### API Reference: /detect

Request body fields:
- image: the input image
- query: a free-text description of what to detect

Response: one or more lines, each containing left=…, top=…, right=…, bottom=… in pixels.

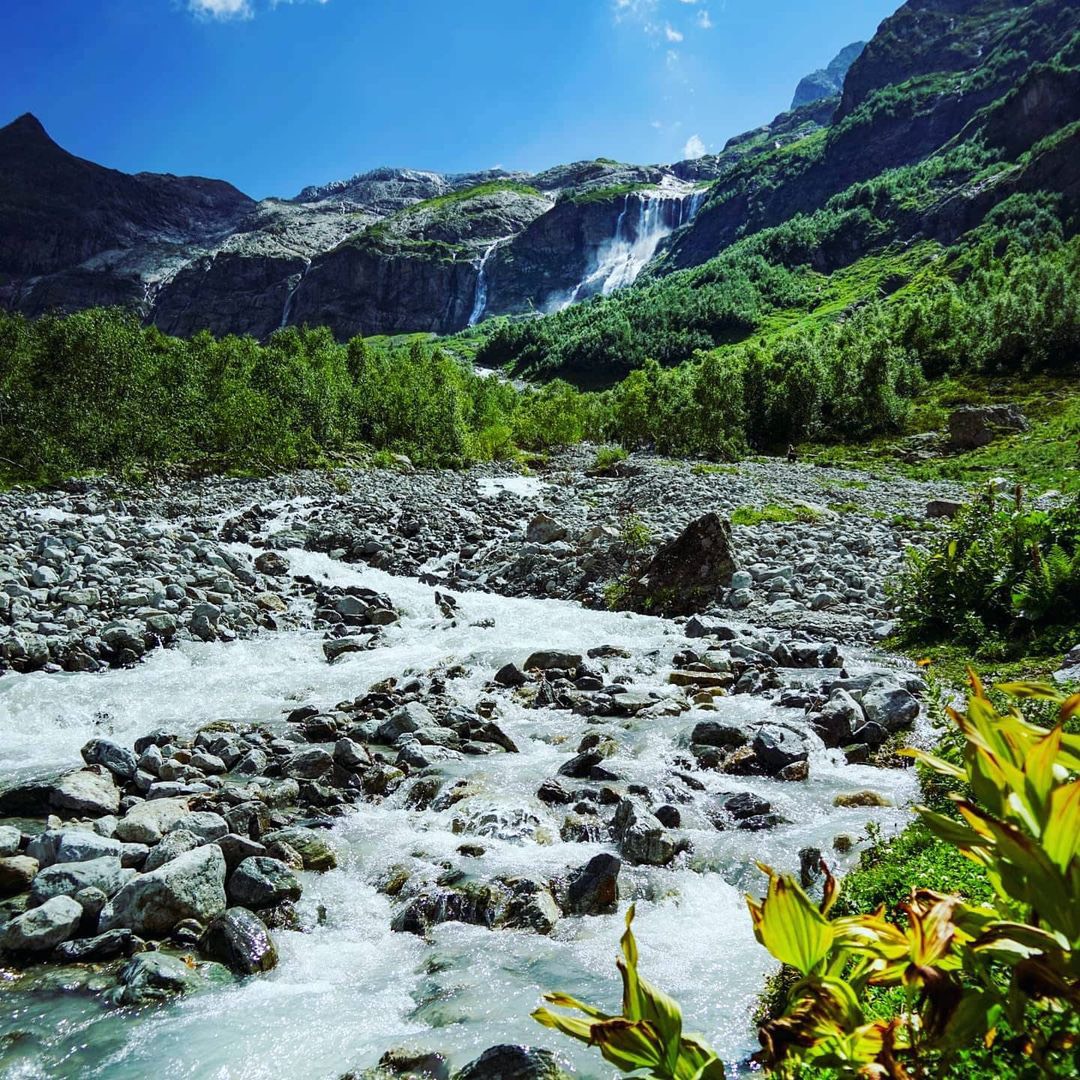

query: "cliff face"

left=2, top=0, right=1078, bottom=341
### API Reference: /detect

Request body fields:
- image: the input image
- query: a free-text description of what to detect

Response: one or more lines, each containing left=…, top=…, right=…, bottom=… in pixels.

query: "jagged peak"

left=1, top=112, right=53, bottom=142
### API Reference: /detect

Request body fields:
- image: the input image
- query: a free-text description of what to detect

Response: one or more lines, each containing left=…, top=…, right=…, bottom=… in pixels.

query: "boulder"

left=115, top=797, right=190, bottom=844
left=752, top=726, right=809, bottom=774
left=54, top=927, right=138, bottom=963
left=1, top=895, right=82, bottom=953
left=0, top=825, right=21, bottom=858
left=100, top=844, right=227, bottom=937
left=525, top=513, right=568, bottom=544
left=80, top=738, right=138, bottom=781
left=523, top=651, right=582, bottom=672
left=948, top=404, right=1028, bottom=449
left=564, top=853, right=620, bottom=915
left=30, top=856, right=132, bottom=905
left=626, top=512, right=737, bottom=616
left=259, top=828, right=337, bottom=871
left=28, top=828, right=123, bottom=868
left=204, top=907, right=278, bottom=975
left=115, top=952, right=203, bottom=1006
left=50, top=768, right=120, bottom=817
left=143, top=829, right=204, bottom=872
left=226, top=856, right=302, bottom=909
left=0, top=855, right=39, bottom=898
left=862, top=685, right=919, bottom=731
left=612, top=798, right=678, bottom=866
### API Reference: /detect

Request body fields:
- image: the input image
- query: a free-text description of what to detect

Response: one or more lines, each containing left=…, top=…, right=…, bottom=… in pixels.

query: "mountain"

left=790, top=41, right=866, bottom=108
left=1, top=0, right=1078, bottom=350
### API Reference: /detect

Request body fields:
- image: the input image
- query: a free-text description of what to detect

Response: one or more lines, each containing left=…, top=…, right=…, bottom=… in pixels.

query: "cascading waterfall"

left=280, top=259, right=311, bottom=330
left=467, top=239, right=502, bottom=327
left=557, top=185, right=708, bottom=309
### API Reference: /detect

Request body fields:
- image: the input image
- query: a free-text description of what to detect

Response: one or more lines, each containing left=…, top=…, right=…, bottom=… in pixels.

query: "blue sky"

left=3, top=0, right=899, bottom=199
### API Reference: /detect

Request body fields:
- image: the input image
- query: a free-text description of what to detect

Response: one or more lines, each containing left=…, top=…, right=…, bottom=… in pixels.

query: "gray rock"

left=54, top=927, right=138, bottom=963
left=204, top=907, right=278, bottom=975
left=216, top=834, right=267, bottom=872
left=494, top=662, right=528, bottom=687
left=752, top=725, right=809, bottom=773
left=29, top=828, right=123, bottom=868
left=115, top=797, right=190, bottom=844
left=50, top=768, right=120, bottom=817
left=174, top=812, right=228, bottom=843
left=612, top=798, right=677, bottom=867
left=690, top=721, right=748, bottom=749
left=115, top=952, right=202, bottom=1006
left=333, top=737, right=370, bottom=772
left=526, top=513, right=568, bottom=544
left=282, top=748, right=333, bottom=780
left=376, top=701, right=439, bottom=745
left=523, top=651, right=582, bottom=672
left=0, top=855, right=39, bottom=898
left=30, top=855, right=133, bottom=904
left=862, top=685, right=919, bottom=731
left=143, top=829, right=204, bottom=872
left=0, top=825, right=21, bottom=858
left=226, top=856, right=302, bottom=909
left=1, top=895, right=82, bottom=953
left=948, top=404, right=1028, bottom=449
left=100, top=844, right=227, bottom=937
left=81, top=738, right=138, bottom=781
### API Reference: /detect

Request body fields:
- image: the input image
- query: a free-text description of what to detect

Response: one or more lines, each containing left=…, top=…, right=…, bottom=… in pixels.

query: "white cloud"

left=187, top=0, right=329, bottom=20
left=697, top=8, right=712, bottom=28
left=613, top=0, right=656, bottom=21
left=664, top=22, right=683, bottom=41
left=683, top=134, right=706, bottom=159
left=188, top=0, right=252, bottom=19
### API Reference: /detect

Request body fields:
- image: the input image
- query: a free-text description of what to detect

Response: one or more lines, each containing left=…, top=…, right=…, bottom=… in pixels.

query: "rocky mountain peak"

left=790, top=40, right=866, bottom=108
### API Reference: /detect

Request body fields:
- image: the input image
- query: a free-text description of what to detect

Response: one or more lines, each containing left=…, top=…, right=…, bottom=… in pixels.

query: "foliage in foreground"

left=537, top=680, right=1080, bottom=1078
left=894, top=487, right=1080, bottom=659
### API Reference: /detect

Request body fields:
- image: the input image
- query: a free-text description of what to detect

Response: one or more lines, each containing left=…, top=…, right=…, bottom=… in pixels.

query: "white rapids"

left=0, top=549, right=917, bottom=1079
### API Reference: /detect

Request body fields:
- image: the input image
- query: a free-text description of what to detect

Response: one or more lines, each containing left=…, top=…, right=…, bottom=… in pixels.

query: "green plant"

left=619, top=513, right=653, bottom=553
left=593, top=445, right=629, bottom=471
left=533, top=906, right=726, bottom=1079
left=731, top=504, right=823, bottom=526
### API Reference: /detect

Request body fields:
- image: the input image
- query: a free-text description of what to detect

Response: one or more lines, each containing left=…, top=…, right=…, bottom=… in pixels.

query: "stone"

left=227, top=856, right=302, bottom=909
left=204, top=907, right=278, bottom=975
left=525, top=513, right=568, bottom=544
left=115, top=797, right=190, bottom=844
left=612, top=798, right=677, bottom=867
left=30, top=855, right=132, bottom=904
left=0, top=825, right=21, bottom=857
left=100, top=844, right=227, bottom=937
left=684, top=616, right=740, bottom=640
left=324, top=637, right=373, bottom=663
left=862, top=685, right=919, bottom=731
left=115, top=952, right=203, bottom=1006
left=0, top=895, right=82, bottom=953
left=80, top=738, right=138, bottom=781
left=54, top=927, right=138, bottom=963
left=627, top=512, right=736, bottom=616
left=216, top=834, right=267, bottom=871
left=752, top=726, right=809, bottom=773
left=494, top=662, right=528, bottom=687
left=333, top=737, right=371, bottom=772
left=0, top=855, right=38, bottom=898
left=259, top=828, right=337, bottom=871
left=834, top=791, right=893, bottom=809
left=50, top=768, right=120, bottom=817
left=255, top=551, right=289, bottom=576
left=376, top=701, right=439, bottom=744
left=565, top=853, right=620, bottom=915
left=948, top=404, right=1028, bottom=449
left=175, top=812, right=228, bottom=843
left=29, top=828, right=123, bottom=867
left=690, top=721, right=748, bottom=749
left=453, top=1044, right=570, bottom=1080
left=523, top=651, right=582, bottom=672
left=282, top=748, right=333, bottom=780
left=144, top=829, right=205, bottom=872
left=926, top=499, right=964, bottom=519
left=376, top=1049, right=450, bottom=1080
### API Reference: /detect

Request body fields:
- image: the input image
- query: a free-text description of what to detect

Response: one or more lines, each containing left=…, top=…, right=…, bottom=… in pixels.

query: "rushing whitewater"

left=556, top=186, right=707, bottom=310
left=0, top=538, right=918, bottom=1079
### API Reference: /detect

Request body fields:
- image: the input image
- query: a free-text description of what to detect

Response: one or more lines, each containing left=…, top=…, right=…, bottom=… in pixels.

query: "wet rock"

left=778, top=760, right=809, bottom=782
left=1, top=895, right=83, bottom=953
left=50, top=768, right=120, bottom=817
left=690, top=721, right=748, bottom=749
left=54, top=927, right=139, bottom=963
left=564, top=853, right=620, bottom=915
left=260, top=827, right=337, bottom=871
left=717, top=792, right=771, bottom=823
left=834, top=791, right=893, bottom=808
left=494, top=662, right=528, bottom=687
left=101, top=844, right=227, bottom=937
left=751, top=726, right=809, bottom=774
left=626, top=512, right=736, bottom=616
left=372, top=1048, right=450, bottom=1079
left=81, top=738, right=138, bottom=781
left=144, top=829, right=205, bottom=872
left=523, top=651, right=582, bottom=672
left=216, top=834, right=267, bottom=871
left=324, top=637, right=374, bottom=663
left=536, top=778, right=572, bottom=805
left=612, top=798, right=678, bottom=866
left=334, top=737, right=371, bottom=772
left=503, top=877, right=561, bottom=935
left=282, top=748, right=333, bottom=780
left=799, top=847, right=824, bottom=887
left=227, top=856, right=302, bottom=909
left=114, top=952, right=203, bottom=1006
left=557, top=752, right=602, bottom=779
left=453, top=1044, right=570, bottom=1080
left=204, top=907, right=278, bottom=975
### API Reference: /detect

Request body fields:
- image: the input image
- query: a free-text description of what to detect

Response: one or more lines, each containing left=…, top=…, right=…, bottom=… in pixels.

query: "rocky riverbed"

left=0, top=452, right=975, bottom=1078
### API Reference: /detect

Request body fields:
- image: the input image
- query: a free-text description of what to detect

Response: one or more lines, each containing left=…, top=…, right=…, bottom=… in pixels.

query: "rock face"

left=627, top=512, right=737, bottom=616
left=791, top=41, right=866, bottom=108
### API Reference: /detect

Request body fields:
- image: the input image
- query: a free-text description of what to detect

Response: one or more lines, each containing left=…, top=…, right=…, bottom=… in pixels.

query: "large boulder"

left=752, top=726, right=810, bottom=774
left=948, top=404, right=1028, bottom=449
left=30, top=855, right=133, bottom=905
left=612, top=798, right=678, bottom=867
left=862, top=685, right=919, bottom=731
left=114, top=952, right=204, bottom=1006
left=564, top=853, right=620, bottom=915
left=28, top=828, right=123, bottom=868
left=81, top=738, right=138, bottom=781
left=114, top=797, right=190, bottom=844
left=626, top=512, right=736, bottom=616
left=259, top=827, right=337, bottom=871
left=100, top=844, right=226, bottom=937
left=226, top=856, right=302, bottom=909
left=50, top=768, right=120, bottom=817
left=0, top=895, right=82, bottom=953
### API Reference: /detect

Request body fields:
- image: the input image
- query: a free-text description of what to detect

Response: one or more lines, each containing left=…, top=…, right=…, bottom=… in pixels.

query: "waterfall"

left=555, top=186, right=708, bottom=310
left=280, top=259, right=311, bottom=330
left=467, top=239, right=502, bottom=327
